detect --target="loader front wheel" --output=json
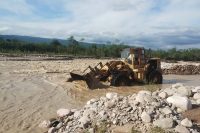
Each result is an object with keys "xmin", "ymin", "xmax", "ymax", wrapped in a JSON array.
[
  {"xmin": 148, "ymin": 71, "xmax": 163, "ymax": 84},
  {"xmin": 111, "ymin": 74, "xmax": 130, "ymax": 87}
]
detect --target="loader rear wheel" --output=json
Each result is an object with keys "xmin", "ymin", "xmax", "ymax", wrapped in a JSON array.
[
  {"xmin": 148, "ymin": 71, "xmax": 163, "ymax": 84},
  {"xmin": 111, "ymin": 74, "xmax": 130, "ymax": 87}
]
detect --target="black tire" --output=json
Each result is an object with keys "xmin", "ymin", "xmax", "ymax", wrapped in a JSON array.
[
  {"xmin": 111, "ymin": 74, "xmax": 131, "ymax": 87},
  {"xmin": 148, "ymin": 71, "xmax": 163, "ymax": 84}
]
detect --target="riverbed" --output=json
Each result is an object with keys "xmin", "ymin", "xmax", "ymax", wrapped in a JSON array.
[{"xmin": 0, "ymin": 60, "xmax": 199, "ymax": 133}]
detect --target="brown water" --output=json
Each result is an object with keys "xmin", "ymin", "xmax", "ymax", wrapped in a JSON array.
[{"xmin": 0, "ymin": 60, "xmax": 199, "ymax": 133}]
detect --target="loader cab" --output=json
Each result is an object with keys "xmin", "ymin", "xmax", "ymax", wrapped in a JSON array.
[{"xmin": 121, "ymin": 48, "xmax": 146, "ymax": 69}]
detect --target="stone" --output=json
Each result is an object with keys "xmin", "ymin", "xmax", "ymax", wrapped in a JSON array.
[
  {"xmin": 176, "ymin": 86, "xmax": 192, "ymax": 97},
  {"xmin": 193, "ymin": 93, "xmax": 200, "ymax": 100},
  {"xmin": 55, "ymin": 122, "xmax": 62, "ymax": 129},
  {"xmin": 105, "ymin": 100, "xmax": 115, "ymax": 109},
  {"xmin": 88, "ymin": 128, "xmax": 94, "ymax": 133},
  {"xmin": 192, "ymin": 86, "xmax": 200, "ymax": 93},
  {"xmin": 48, "ymin": 127, "xmax": 55, "ymax": 133},
  {"xmin": 39, "ymin": 120, "xmax": 51, "ymax": 128},
  {"xmin": 138, "ymin": 90, "xmax": 152, "ymax": 95},
  {"xmin": 74, "ymin": 111, "xmax": 81, "ymax": 118},
  {"xmin": 141, "ymin": 112, "xmax": 151, "ymax": 123},
  {"xmin": 78, "ymin": 116, "xmax": 91, "ymax": 128},
  {"xmin": 164, "ymin": 88, "xmax": 176, "ymax": 96},
  {"xmin": 158, "ymin": 92, "xmax": 168, "ymax": 99},
  {"xmin": 172, "ymin": 83, "xmax": 183, "ymax": 89},
  {"xmin": 153, "ymin": 118, "xmax": 174, "ymax": 129},
  {"xmin": 196, "ymin": 99, "xmax": 200, "ymax": 104},
  {"xmin": 87, "ymin": 98, "xmax": 98, "ymax": 105},
  {"xmin": 57, "ymin": 109, "xmax": 71, "ymax": 117},
  {"xmin": 175, "ymin": 125, "xmax": 190, "ymax": 133},
  {"xmin": 106, "ymin": 92, "xmax": 118, "ymax": 100},
  {"xmin": 162, "ymin": 107, "xmax": 172, "ymax": 115},
  {"xmin": 181, "ymin": 118, "xmax": 193, "ymax": 128},
  {"xmin": 167, "ymin": 95, "xmax": 192, "ymax": 111},
  {"xmin": 135, "ymin": 92, "xmax": 153, "ymax": 104}
]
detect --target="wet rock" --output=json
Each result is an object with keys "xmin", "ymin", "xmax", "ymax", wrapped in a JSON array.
[
  {"xmin": 167, "ymin": 95, "xmax": 192, "ymax": 111},
  {"xmin": 193, "ymin": 93, "xmax": 200, "ymax": 100},
  {"xmin": 158, "ymin": 92, "xmax": 168, "ymax": 99},
  {"xmin": 106, "ymin": 92, "xmax": 118, "ymax": 100},
  {"xmin": 39, "ymin": 120, "xmax": 51, "ymax": 128},
  {"xmin": 141, "ymin": 112, "xmax": 151, "ymax": 123},
  {"xmin": 181, "ymin": 118, "xmax": 193, "ymax": 128},
  {"xmin": 153, "ymin": 118, "xmax": 174, "ymax": 129},
  {"xmin": 175, "ymin": 125, "xmax": 190, "ymax": 133},
  {"xmin": 57, "ymin": 108, "xmax": 71, "ymax": 117}
]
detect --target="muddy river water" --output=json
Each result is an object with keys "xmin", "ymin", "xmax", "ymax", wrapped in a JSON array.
[{"xmin": 0, "ymin": 60, "xmax": 199, "ymax": 133}]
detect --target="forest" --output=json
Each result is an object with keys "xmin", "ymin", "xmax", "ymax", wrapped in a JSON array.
[{"xmin": 0, "ymin": 37, "xmax": 200, "ymax": 61}]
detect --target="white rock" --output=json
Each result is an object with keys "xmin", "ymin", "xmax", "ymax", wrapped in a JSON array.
[
  {"xmin": 138, "ymin": 90, "xmax": 152, "ymax": 95},
  {"xmin": 196, "ymin": 99, "xmax": 200, "ymax": 104},
  {"xmin": 57, "ymin": 109, "xmax": 71, "ymax": 117},
  {"xmin": 141, "ymin": 112, "xmax": 151, "ymax": 123},
  {"xmin": 106, "ymin": 92, "xmax": 118, "ymax": 100},
  {"xmin": 181, "ymin": 118, "xmax": 193, "ymax": 128},
  {"xmin": 39, "ymin": 120, "xmax": 51, "ymax": 128},
  {"xmin": 192, "ymin": 86, "xmax": 200, "ymax": 93},
  {"xmin": 158, "ymin": 92, "xmax": 168, "ymax": 99},
  {"xmin": 175, "ymin": 125, "xmax": 190, "ymax": 133},
  {"xmin": 162, "ymin": 107, "xmax": 172, "ymax": 115},
  {"xmin": 172, "ymin": 83, "xmax": 184, "ymax": 89},
  {"xmin": 105, "ymin": 100, "xmax": 115, "ymax": 109},
  {"xmin": 167, "ymin": 95, "xmax": 192, "ymax": 111},
  {"xmin": 136, "ymin": 92, "xmax": 153, "ymax": 104},
  {"xmin": 48, "ymin": 127, "xmax": 55, "ymax": 133},
  {"xmin": 176, "ymin": 86, "xmax": 192, "ymax": 97},
  {"xmin": 193, "ymin": 93, "xmax": 200, "ymax": 100},
  {"xmin": 78, "ymin": 116, "xmax": 90, "ymax": 128},
  {"xmin": 87, "ymin": 98, "xmax": 98, "ymax": 105},
  {"xmin": 153, "ymin": 118, "xmax": 174, "ymax": 129},
  {"xmin": 164, "ymin": 88, "xmax": 176, "ymax": 96}
]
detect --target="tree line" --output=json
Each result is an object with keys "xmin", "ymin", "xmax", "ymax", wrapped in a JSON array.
[{"xmin": 0, "ymin": 37, "xmax": 199, "ymax": 61}]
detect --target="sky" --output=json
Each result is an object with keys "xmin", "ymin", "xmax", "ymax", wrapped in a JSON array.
[{"xmin": 0, "ymin": 0, "xmax": 200, "ymax": 49}]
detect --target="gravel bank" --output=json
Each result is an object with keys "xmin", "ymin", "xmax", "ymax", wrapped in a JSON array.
[{"xmin": 40, "ymin": 83, "xmax": 200, "ymax": 133}]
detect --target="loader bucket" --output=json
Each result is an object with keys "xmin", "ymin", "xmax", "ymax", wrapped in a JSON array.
[
  {"xmin": 70, "ymin": 72, "xmax": 84, "ymax": 80},
  {"xmin": 69, "ymin": 72, "xmax": 103, "ymax": 89}
]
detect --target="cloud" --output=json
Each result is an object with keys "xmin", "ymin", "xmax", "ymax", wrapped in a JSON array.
[{"xmin": 0, "ymin": 0, "xmax": 200, "ymax": 49}]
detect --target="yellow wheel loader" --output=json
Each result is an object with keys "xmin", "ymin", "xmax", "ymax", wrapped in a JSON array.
[{"xmin": 68, "ymin": 48, "xmax": 163, "ymax": 89}]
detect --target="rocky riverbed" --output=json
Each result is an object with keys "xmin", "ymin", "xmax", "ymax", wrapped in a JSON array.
[{"xmin": 40, "ymin": 83, "xmax": 200, "ymax": 133}]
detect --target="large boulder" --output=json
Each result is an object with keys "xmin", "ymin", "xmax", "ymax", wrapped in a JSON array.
[
  {"xmin": 167, "ymin": 95, "xmax": 192, "ymax": 111},
  {"xmin": 153, "ymin": 118, "xmax": 174, "ymax": 129}
]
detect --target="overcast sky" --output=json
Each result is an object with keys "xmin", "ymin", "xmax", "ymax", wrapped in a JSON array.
[{"xmin": 0, "ymin": 0, "xmax": 200, "ymax": 49}]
